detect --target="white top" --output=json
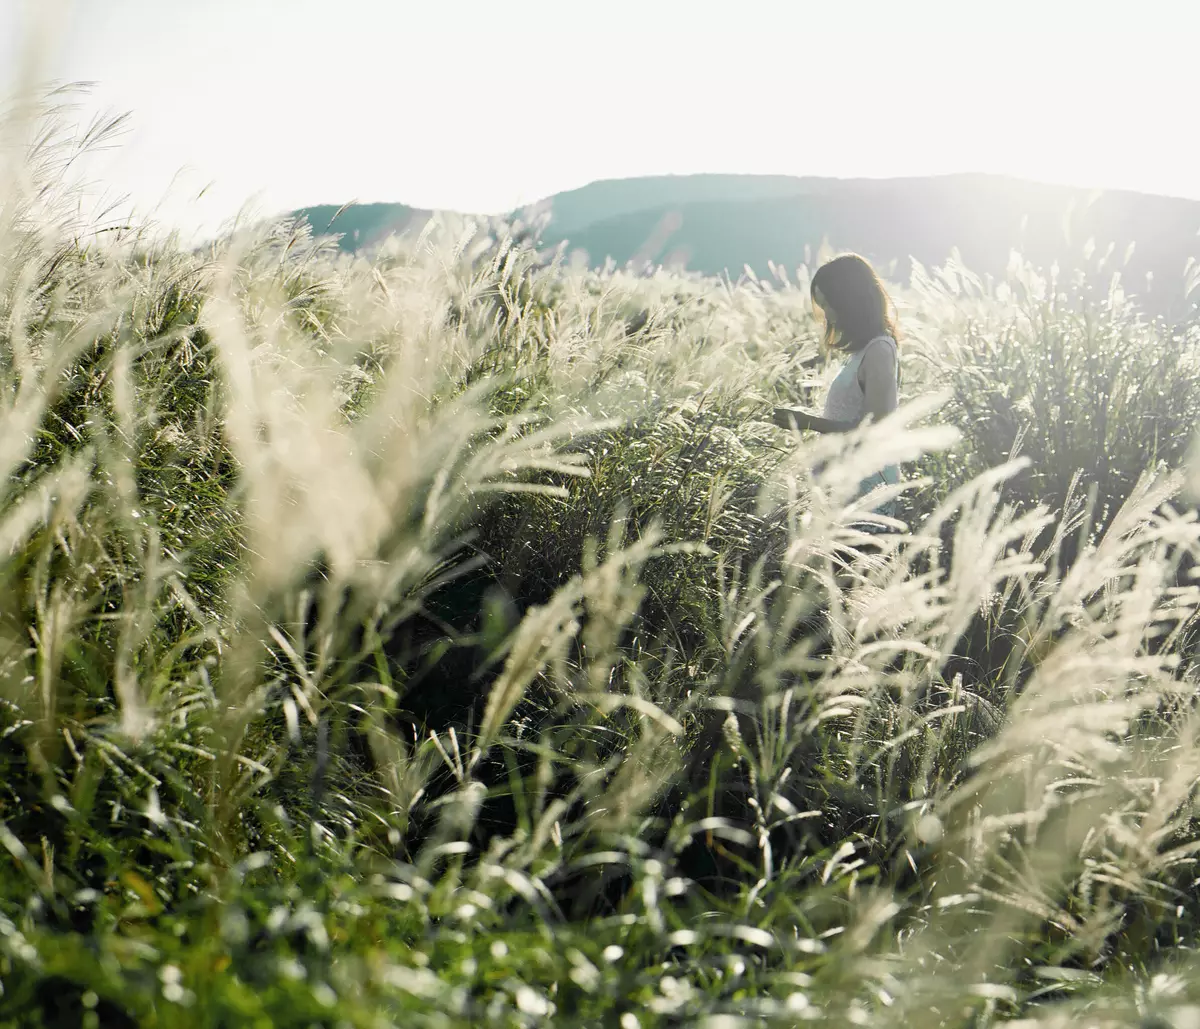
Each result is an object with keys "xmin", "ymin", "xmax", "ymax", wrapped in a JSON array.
[
  {"xmin": 822, "ymin": 334, "xmax": 899, "ymax": 425},
  {"xmin": 822, "ymin": 335, "xmax": 901, "ymax": 513}
]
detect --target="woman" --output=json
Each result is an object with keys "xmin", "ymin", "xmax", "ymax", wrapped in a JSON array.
[{"xmin": 772, "ymin": 253, "xmax": 902, "ymax": 526}]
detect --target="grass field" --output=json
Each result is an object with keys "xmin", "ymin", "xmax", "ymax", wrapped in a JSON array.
[{"xmin": 5, "ymin": 98, "xmax": 1200, "ymax": 1028}]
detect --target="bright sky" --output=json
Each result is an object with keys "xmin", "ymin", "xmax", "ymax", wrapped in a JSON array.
[{"xmin": 1, "ymin": 0, "xmax": 1197, "ymax": 240}]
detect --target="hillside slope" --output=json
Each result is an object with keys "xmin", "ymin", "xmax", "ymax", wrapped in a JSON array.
[
  {"xmin": 292, "ymin": 173, "xmax": 1200, "ymax": 317},
  {"xmin": 293, "ymin": 201, "xmax": 430, "ymax": 251},
  {"xmin": 539, "ymin": 174, "xmax": 1200, "ymax": 317}
]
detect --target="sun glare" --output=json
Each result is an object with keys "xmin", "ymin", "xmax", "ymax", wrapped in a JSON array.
[{"xmin": 1, "ymin": 0, "xmax": 1196, "ymax": 240}]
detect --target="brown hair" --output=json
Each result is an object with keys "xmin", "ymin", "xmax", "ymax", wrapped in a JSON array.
[{"xmin": 809, "ymin": 253, "xmax": 899, "ymax": 353}]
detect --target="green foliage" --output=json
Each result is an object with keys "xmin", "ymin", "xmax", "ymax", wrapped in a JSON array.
[
  {"xmin": 6, "ymin": 98, "xmax": 1200, "ymax": 1029},
  {"xmin": 917, "ymin": 260, "xmax": 1200, "ymax": 531}
]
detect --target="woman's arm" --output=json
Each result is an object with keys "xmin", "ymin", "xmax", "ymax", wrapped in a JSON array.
[
  {"xmin": 772, "ymin": 406, "xmax": 855, "ymax": 433},
  {"xmin": 859, "ymin": 338, "xmax": 899, "ymax": 423}
]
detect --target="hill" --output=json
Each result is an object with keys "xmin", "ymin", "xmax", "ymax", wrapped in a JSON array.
[
  {"xmin": 292, "ymin": 201, "xmax": 430, "ymax": 251},
  {"xmin": 519, "ymin": 172, "xmax": 824, "ymax": 239},
  {"xmin": 292, "ymin": 173, "xmax": 1200, "ymax": 318}
]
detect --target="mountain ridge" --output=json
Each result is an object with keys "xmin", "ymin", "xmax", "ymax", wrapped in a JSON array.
[{"xmin": 290, "ymin": 173, "xmax": 1200, "ymax": 318}]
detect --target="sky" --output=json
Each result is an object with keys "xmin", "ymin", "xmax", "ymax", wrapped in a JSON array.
[{"xmin": 1, "ymin": 0, "xmax": 1197, "ymax": 241}]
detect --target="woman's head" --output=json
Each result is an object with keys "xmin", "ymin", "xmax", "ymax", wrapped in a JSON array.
[{"xmin": 810, "ymin": 253, "xmax": 898, "ymax": 352}]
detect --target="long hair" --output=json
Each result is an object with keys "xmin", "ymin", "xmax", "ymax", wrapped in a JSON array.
[{"xmin": 809, "ymin": 253, "xmax": 899, "ymax": 353}]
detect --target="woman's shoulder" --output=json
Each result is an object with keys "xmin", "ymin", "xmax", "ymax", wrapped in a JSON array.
[
  {"xmin": 854, "ymin": 334, "xmax": 899, "ymax": 388},
  {"xmin": 858, "ymin": 334, "xmax": 898, "ymax": 362}
]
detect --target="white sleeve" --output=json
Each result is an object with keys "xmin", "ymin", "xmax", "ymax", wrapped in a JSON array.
[{"xmin": 856, "ymin": 336, "xmax": 899, "ymax": 388}]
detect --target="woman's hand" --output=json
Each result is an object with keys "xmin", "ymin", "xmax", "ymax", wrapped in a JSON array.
[{"xmin": 773, "ymin": 406, "xmax": 812, "ymax": 431}]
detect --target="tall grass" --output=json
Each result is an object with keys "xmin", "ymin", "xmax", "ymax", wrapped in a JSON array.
[{"xmin": 4, "ymin": 93, "xmax": 1200, "ymax": 1028}]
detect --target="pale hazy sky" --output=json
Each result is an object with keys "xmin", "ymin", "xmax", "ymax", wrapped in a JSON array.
[{"xmin": 1, "ymin": 0, "xmax": 1197, "ymax": 240}]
